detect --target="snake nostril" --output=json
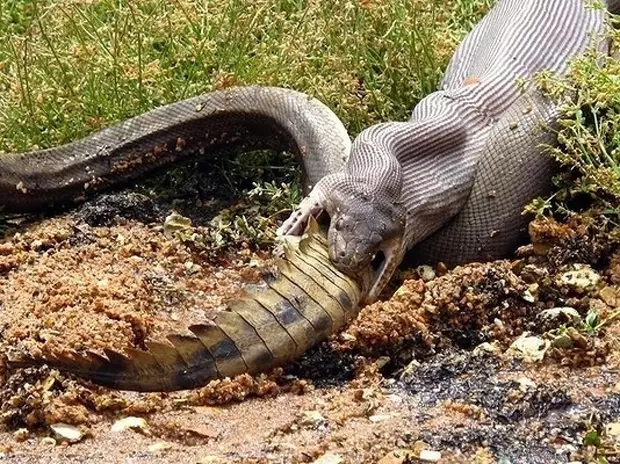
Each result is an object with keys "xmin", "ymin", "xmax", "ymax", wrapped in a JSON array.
[{"xmin": 338, "ymin": 251, "xmax": 346, "ymax": 258}]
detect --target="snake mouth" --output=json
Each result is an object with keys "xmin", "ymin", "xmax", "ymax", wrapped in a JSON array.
[
  {"xmin": 370, "ymin": 250, "xmax": 386, "ymax": 281},
  {"xmin": 366, "ymin": 249, "xmax": 388, "ymax": 299},
  {"xmin": 363, "ymin": 237, "xmax": 404, "ymax": 304}
]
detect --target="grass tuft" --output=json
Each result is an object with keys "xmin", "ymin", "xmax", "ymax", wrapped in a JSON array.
[{"xmin": 525, "ymin": 16, "xmax": 620, "ymax": 229}]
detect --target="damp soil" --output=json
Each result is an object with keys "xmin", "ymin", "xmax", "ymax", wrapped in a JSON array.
[{"xmin": 0, "ymin": 171, "xmax": 619, "ymax": 463}]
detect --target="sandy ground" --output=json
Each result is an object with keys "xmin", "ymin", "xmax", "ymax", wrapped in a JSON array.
[{"xmin": 0, "ymin": 188, "xmax": 619, "ymax": 464}]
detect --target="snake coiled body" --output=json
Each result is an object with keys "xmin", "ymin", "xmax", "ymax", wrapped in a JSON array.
[{"xmin": 5, "ymin": 0, "xmax": 619, "ymax": 391}]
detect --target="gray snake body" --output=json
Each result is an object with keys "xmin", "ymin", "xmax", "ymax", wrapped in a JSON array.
[{"xmin": 4, "ymin": 0, "xmax": 619, "ymax": 391}]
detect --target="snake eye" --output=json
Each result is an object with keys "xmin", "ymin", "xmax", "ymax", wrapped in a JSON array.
[{"xmin": 335, "ymin": 218, "xmax": 344, "ymax": 231}]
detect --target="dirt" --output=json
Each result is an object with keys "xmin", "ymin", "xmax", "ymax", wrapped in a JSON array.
[{"xmin": 0, "ymin": 187, "xmax": 619, "ymax": 464}]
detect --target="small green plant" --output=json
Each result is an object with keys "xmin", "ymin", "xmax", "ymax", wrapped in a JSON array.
[
  {"xmin": 527, "ymin": 15, "xmax": 620, "ymax": 226},
  {"xmin": 579, "ymin": 415, "xmax": 620, "ymax": 464}
]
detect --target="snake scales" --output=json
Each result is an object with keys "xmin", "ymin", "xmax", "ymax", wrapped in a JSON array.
[{"xmin": 4, "ymin": 0, "xmax": 619, "ymax": 390}]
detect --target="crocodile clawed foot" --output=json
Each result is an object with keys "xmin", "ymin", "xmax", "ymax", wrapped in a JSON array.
[{"xmin": 277, "ymin": 192, "xmax": 324, "ymax": 237}]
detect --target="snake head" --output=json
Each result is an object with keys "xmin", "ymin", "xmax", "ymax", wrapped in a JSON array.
[{"xmin": 326, "ymin": 189, "xmax": 406, "ymax": 303}]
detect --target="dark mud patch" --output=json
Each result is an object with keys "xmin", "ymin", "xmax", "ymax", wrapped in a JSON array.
[
  {"xmin": 74, "ymin": 192, "xmax": 164, "ymax": 227},
  {"xmin": 285, "ymin": 343, "xmax": 359, "ymax": 387},
  {"xmin": 386, "ymin": 350, "xmax": 619, "ymax": 463}
]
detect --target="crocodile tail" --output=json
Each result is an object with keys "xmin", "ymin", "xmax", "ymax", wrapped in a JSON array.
[{"xmin": 8, "ymin": 219, "xmax": 367, "ymax": 391}]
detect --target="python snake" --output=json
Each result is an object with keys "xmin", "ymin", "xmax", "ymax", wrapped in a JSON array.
[{"xmin": 4, "ymin": 0, "xmax": 619, "ymax": 390}]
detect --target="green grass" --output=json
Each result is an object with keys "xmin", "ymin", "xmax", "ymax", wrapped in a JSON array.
[{"xmin": 0, "ymin": 0, "xmax": 491, "ymax": 153}]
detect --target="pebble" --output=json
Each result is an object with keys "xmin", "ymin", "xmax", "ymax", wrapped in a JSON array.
[
  {"xmin": 368, "ymin": 414, "xmax": 392, "ymax": 423},
  {"xmin": 606, "ymin": 422, "xmax": 620, "ymax": 443},
  {"xmin": 49, "ymin": 423, "xmax": 84, "ymax": 444},
  {"xmin": 299, "ymin": 410, "xmax": 326, "ymax": 428},
  {"xmin": 473, "ymin": 342, "xmax": 499, "ymax": 355},
  {"xmin": 111, "ymin": 416, "xmax": 149, "ymax": 434},
  {"xmin": 599, "ymin": 286, "xmax": 618, "ymax": 306},
  {"xmin": 539, "ymin": 307, "xmax": 582, "ymax": 324},
  {"xmin": 419, "ymin": 450, "xmax": 442, "ymax": 462},
  {"xmin": 522, "ymin": 288, "xmax": 536, "ymax": 303},
  {"xmin": 148, "ymin": 442, "xmax": 173, "ymax": 453},
  {"xmin": 507, "ymin": 332, "xmax": 550, "ymax": 362},
  {"xmin": 416, "ymin": 265, "xmax": 436, "ymax": 282},
  {"xmin": 516, "ymin": 376, "xmax": 537, "ymax": 391},
  {"xmin": 40, "ymin": 437, "xmax": 57, "ymax": 447},
  {"xmin": 184, "ymin": 425, "xmax": 218, "ymax": 439},
  {"xmin": 558, "ymin": 265, "xmax": 601, "ymax": 292}
]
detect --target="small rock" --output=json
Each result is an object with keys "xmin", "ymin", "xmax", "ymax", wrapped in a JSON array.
[
  {"xmin": 184, "ymin": 425, "xmax": 218, "ymax": 439},
  {"xmin": 613, "ymin": 381, "xmax": 620, "ymax": 393},
  {"xmin": 194, "ymin": 406, "xmax": 223, "ymax": 416},
  {"xmin": 599, "ymin": 286, "xmax": 618, "ymax": 307},
  {"xmin": 164, "ymin": 211, "xmax": 194, "ymax": 239},
  {"xmin": 49, "ymin": 423, "xmax": 83, "ymax": 444},
  {"xmin": 30, "ymin": 239, "xmax": 44, "ymax": 250},
  {"xmin": 369, "ymin": 414, "xmax": 392, "ymax": 423},
  {"xmin": 411, "ymin": 440, "xmax": 430, "ymax": 454},
  {"xmin": 558, "ymin": 265, "xmax": 601, "ymax": 292},
  {"xmin": 111, "ymin": 417, "xmax": 149, "ymax": 434},
  {"xmin": 419, "ymin": 449, "xmax": 442, "ymax": 462},
  {"xmin": 606, "ymin": 422, "xmax": 620, "ymax": 443},
  {"xmin": 416, "ymin": 265, "xmax": 436, "ymax": 281},
  {"xmin": 13, "ymin": 428, "xmax": 29, "ymax": 442},
  {"xmin": 436, "ymin": 262, "xmax": 448, "ymax": 275},
  {"xmin": 385, "ymin": 394, "xmax": 403, "ymax": 405},
  {"xmin": 516, "ymin": 377, "xmax": 536, "ymax": 391},
  {"xmin": 148, "ymin": 442, "xmax": 173, "ymax": 453},
  {"xmin": 473, "ymin": 342, "xmax": 499, "ymax": 355},
  {"xmin": 539, "ymin": 307, "xmax": 582, "ymax": 325},
  {"xmin": 552, "ymin": 332, "xmax": 574, "ymax": 349},
  {"xmin": 299, "ymin": 410, "xmax": 325, "ymax": 428},
  {"xmin": 312, "ymin": 453, "xmax": 344, "ymax": 464},
  {"xmin": 40, "ymin": 437, "xmax": 56, "ymax": 447},
  {"xmin": 399, "ymin": 359, "xmax": 421, "ymax": 379},
  {"xmin": 339, "ymin": 332, "xmax": 357, "ymax": 343},
  {"xmin": 507, "ymin": 332, "xmax": 550, "ymax": 362},
  {"xmin": 568, "ymin": 328, "xmax": 588, "ymax": 349},
  {"xmin": 184, "ymin": 261, "xmax": 202, "ymax": 274},
  {"xmin": 522, "ymin": 289, "xmax": 536, "ymax": 303}
]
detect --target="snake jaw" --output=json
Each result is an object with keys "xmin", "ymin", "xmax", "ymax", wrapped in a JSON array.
[{"xmin": 363, "ymin": 234, "xmax": 405, "ymax": 304}]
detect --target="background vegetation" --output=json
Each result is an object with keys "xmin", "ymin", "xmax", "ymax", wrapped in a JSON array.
[{"xmin": 0, "ymin": 0, "xmax": 490, "ymax": 153}]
